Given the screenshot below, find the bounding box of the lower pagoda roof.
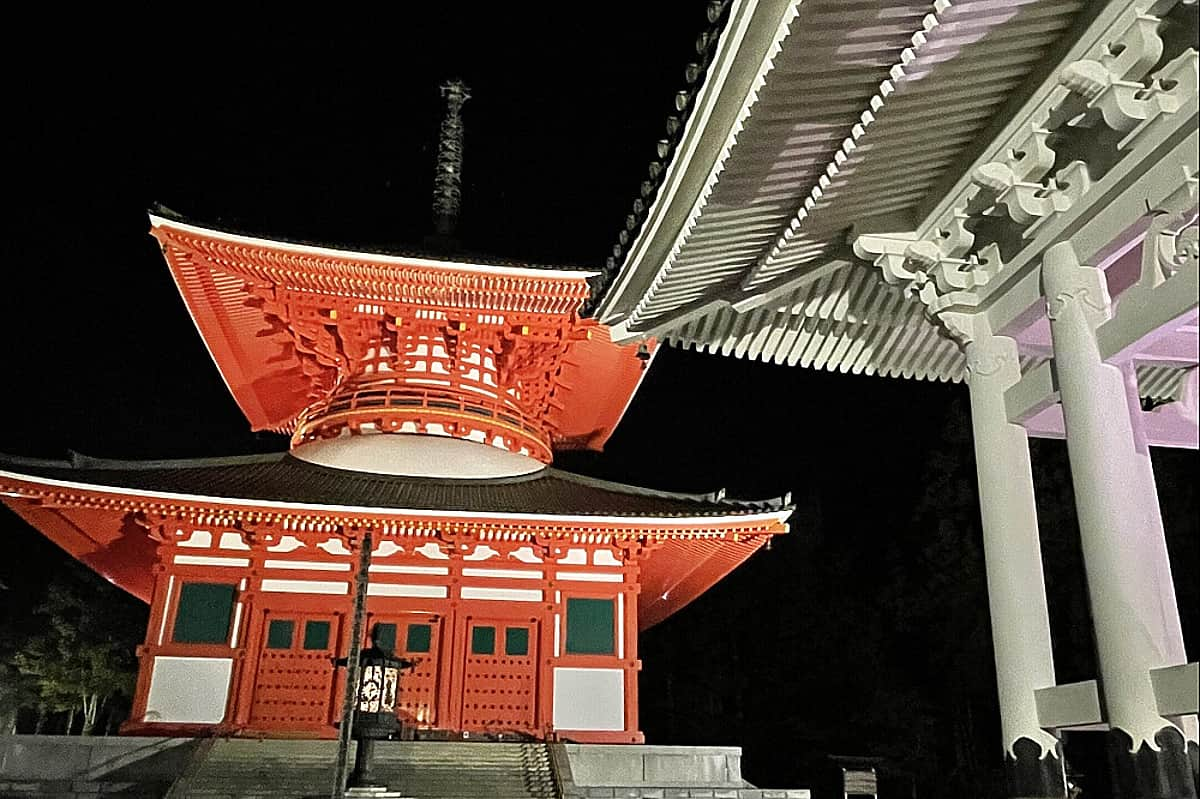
[0,451,791,629]
[0,451,787,519]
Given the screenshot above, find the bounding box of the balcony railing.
[292,382,551,462]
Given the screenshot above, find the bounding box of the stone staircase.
[175,739,558,798]
[0,736,811,798]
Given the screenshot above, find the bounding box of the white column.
[965,331,1064,792]
[1042,241,1189,751]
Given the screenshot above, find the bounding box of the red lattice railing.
[292,382,552,462]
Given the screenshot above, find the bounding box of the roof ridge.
[0,450,286,472]
[0,450,792,517]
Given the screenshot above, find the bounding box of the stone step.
[177,740,558,799]
[559,787,806,791]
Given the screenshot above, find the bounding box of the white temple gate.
[592,0,1200,794]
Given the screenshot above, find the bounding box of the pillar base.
[1191,738,1199,793]
[1105,726,1197,799]
[1005,737,1067,798]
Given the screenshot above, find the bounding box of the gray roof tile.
[0,451,787,518]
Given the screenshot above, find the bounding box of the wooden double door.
[245,608,540,737]
[247,609,445,733]
[247,610,341,731]
[459,616,539,734]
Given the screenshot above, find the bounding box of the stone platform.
[0,736,811,799]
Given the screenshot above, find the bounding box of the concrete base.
[0,735,193,799]
[562,744,745,788]
[554,743,810,799]
[0,735,193,781]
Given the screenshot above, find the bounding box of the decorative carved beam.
[850,0,1198,341]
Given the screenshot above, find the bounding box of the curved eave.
[662,268,969,384]
[596,0,801,326]
[154,220,310,430]
[638,535,769,630]
[149,214,599,281]
[598,0,1093,387]
[1,494,157,603]
[0,469,790,613]
[550,329,658,451]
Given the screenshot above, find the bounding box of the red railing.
[292,382,551,461]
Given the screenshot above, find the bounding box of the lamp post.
[331,531,373,799]
[330,533,416,799]
[347,630,416,791]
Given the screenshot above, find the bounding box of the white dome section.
[291,432,545,479]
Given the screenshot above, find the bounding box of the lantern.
[346,642,416,792]
[353,647,403,740]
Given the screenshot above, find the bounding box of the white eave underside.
[599,0,1089,383]
[149,215,599,281]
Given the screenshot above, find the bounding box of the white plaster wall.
[291,432,544,478]
[552,668,624,731]
[143,656,232,724]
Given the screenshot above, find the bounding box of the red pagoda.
[0,208,789,743]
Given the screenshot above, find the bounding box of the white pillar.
[1042,241,1193,796]
[965,331,1065,797]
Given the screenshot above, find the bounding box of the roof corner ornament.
[433,79,471,238]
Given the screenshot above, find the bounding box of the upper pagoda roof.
[148,210,650,447]
[0,451,788,519]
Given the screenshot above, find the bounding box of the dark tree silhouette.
[5,562,145,735]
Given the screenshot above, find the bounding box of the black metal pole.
[351,738,376,786]
[331,529,373,799]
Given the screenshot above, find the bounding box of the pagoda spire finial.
[433,79,471,239]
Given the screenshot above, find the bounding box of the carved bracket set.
[852,0,1199,347]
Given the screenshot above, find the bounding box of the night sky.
[1,6,1195,795]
